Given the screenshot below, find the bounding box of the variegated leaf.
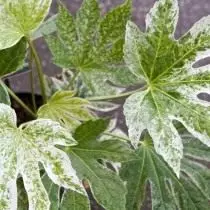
[120,134,210,210]
[0,103,84,210]
[123,0,210,176]
[46,0,137,96]
[0,0,52,49]
[38,91,94,130]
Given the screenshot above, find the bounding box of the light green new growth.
[123,0,210,176]
[0,0,52,50]
[0,103,85,210]
[38,90,94,130]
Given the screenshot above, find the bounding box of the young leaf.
[66,119,135,210]
[38,90,94,130]
[0,38,27,77]
[46,0,138,96]
[123,0,210,176]
[0,103,84,210]
[120,135,210,210]
[0,0,52,49]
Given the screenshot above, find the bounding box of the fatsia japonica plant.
[1,0,210,209]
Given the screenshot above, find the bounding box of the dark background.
[8,0,210,93]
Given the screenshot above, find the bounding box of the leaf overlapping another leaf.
[65,119,135,210]
[123,0,210,176]
[46,0,139,96]
[0,103,85,210]
[42,174,91,210]
[120,134,210,210]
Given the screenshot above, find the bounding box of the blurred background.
[8,0,210,93]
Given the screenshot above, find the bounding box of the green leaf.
[0,0,52,49]
[66,119,135,210]
[0,83,10,105]
[120,135,210,210]
[42,174,60,210]
[60,189,90,210]
[42,173,90,210]
[17,178,28,210]
[0,38,27,77]
[46,0,135,96]
[123,0,210,175]
[38,90,94,130]
[0,103,85,209]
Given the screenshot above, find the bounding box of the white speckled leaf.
[0,0,52,50]
[146,0,179,36]
[0,103,84,210]
[46,0,134,96]
[124,90,183,177]
[123,0,210,176]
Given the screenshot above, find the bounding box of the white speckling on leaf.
[0,0,52,50]
[146,0,179,36]
[187,15,210,40]
[123,0,210,177]
[0,103,85,210]
[124,91,183,177]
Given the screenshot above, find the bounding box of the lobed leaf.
[120,134,210,210]
[66,119,135,210]
[123,0,210,175]
[46,0,137,96]
[38,90,94,130]
[0,103,84,210]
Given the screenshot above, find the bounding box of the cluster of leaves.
[0,0,210,209]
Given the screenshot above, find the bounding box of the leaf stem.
[87,86,147,101]
[26,37,47,104]
[3,83,37,118]
[29,48,37,112]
